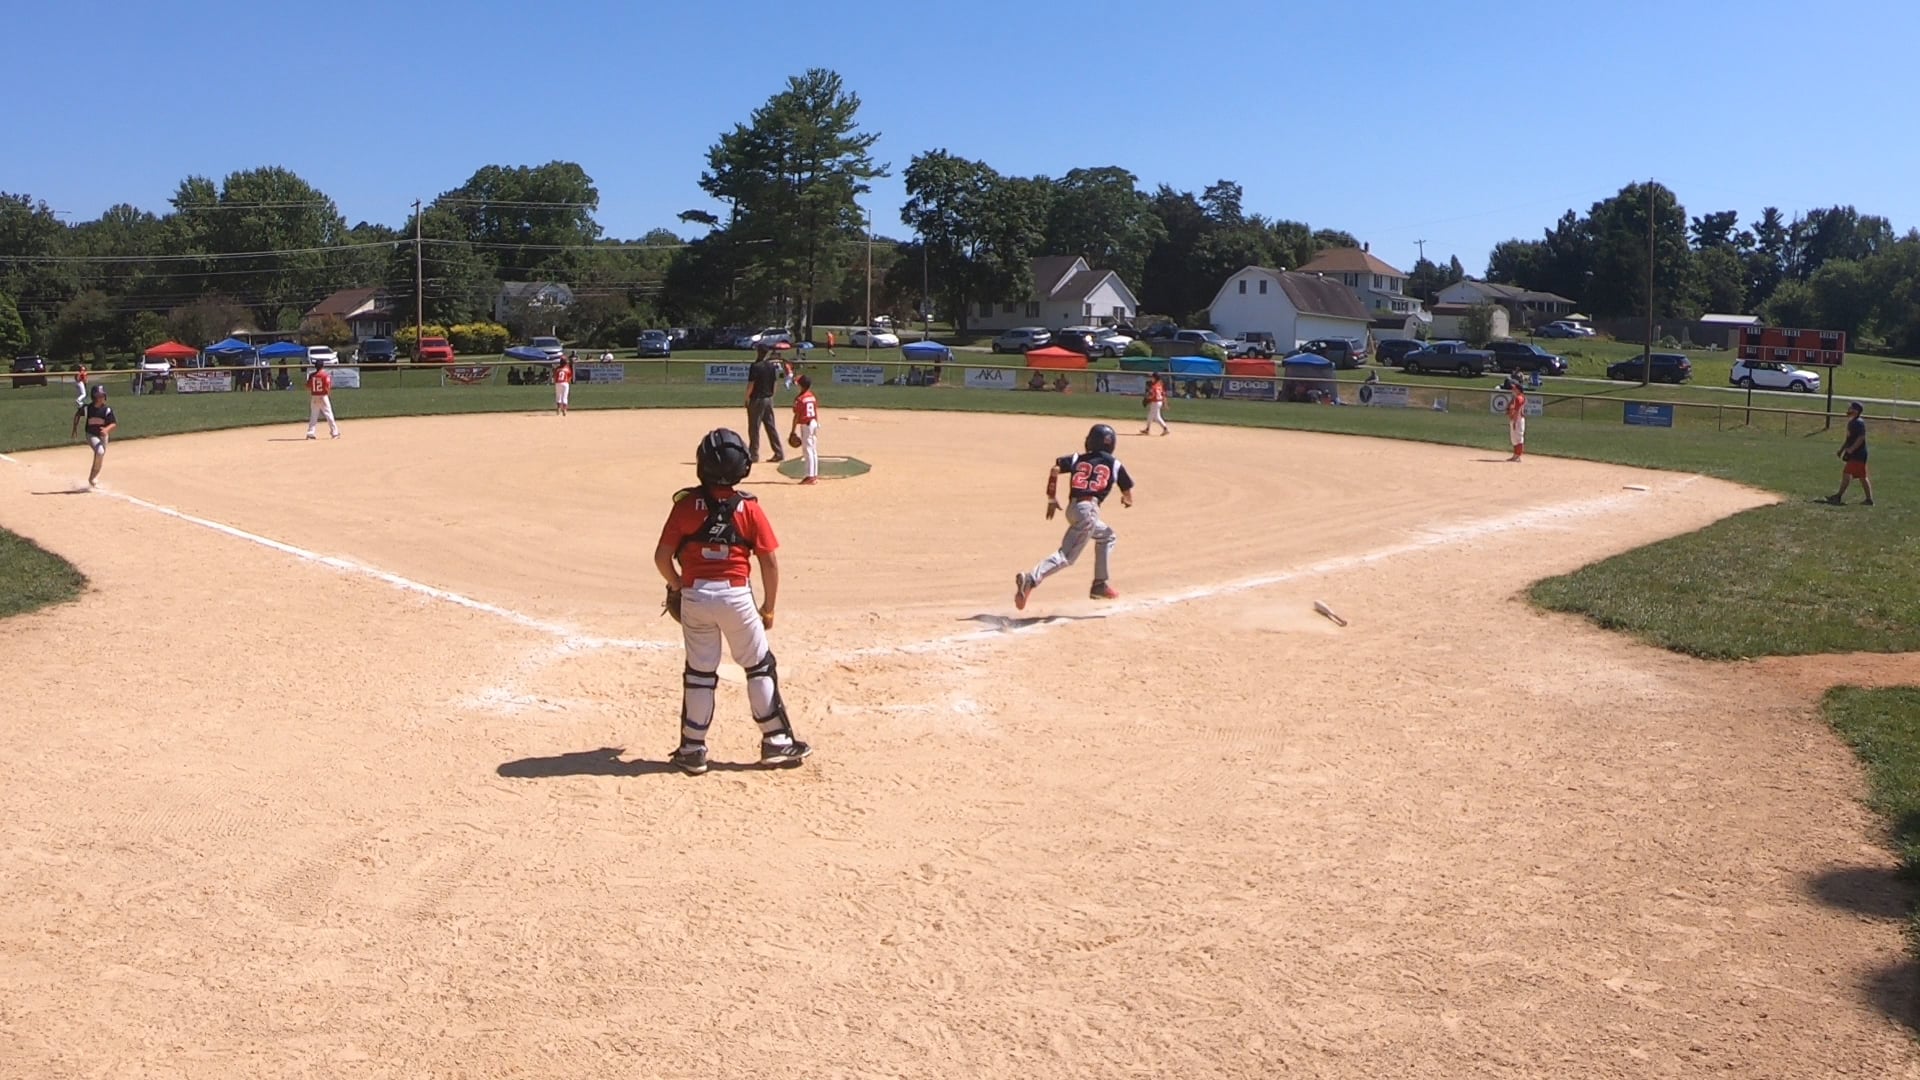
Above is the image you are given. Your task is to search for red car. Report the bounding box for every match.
[415,336,455,363]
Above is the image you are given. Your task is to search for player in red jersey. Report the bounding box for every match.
[305,357,340,439]
[553,354,574,416]
[790,374,820,484]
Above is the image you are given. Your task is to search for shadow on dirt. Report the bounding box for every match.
[496,746,773,778]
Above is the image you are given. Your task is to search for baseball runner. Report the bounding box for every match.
[1140,373,1170,435]
[1014,423,1135,609]
[790,374,820,485]
[1504,378,1527,461]
[654,428,812,775]
[70,383,117,488]
[1828,401,1875,506]
[554,354,574,416]
[305,358,340,439]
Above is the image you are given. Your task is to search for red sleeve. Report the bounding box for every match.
[657,497,699,551]
[740,500,779,553]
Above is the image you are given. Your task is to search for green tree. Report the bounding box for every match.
[199,166,348,327]
[50,290,120,362]
[1043,166,1164,286]
[1760,278,1817,328]
[1405,256,1464,304]
[1459,301,1498,347]
[1790,205,1893,279]
[1689,210,1742,249]
[900,151,1046,332]
[437,161,602,277]
[1583,182,1697,319]
[1693,245,1747,314]
[1807,259,1876,339]
[0,291,26,352]
[167,294,253,349]
[699,68,886,336]
[385,204,497,326]
[1748,206,1790,307]
[0,192,79,348]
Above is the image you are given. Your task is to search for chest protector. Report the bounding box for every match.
[676,487,757,555]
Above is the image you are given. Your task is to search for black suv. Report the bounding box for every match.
[1606,352,1692,384]
[1051,329,1098,356]
[1375,338,1423,366]
[1485,340,1568,376]
[10,354,47,388]
[358,338,398,366]
[1296,338,1363,369]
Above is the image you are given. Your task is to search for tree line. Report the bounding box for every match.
[1486,183,1920,351]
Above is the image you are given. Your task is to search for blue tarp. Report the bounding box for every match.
[1167,355,1223,376]
[1281,354,1334,369]
[504,346,552,363]
[257,341,307,359]
[203,337,256,356]
[900,341,952,361]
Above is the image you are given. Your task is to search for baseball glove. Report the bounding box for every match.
[787,431,803,449]
[663,586,684,624]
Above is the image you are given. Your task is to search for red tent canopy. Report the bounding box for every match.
[1023,346,1089,370]
[143,341,199,360]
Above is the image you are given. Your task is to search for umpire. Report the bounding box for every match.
[745,346,784,463]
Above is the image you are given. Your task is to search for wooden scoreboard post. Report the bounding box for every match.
[1737,326,1847,428]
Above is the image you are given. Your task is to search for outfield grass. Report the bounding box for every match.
[0,526,86,619]
[1823,688,1920,958]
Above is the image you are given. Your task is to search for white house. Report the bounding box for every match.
[1429,303,1512,342]
[1207,267,1372,347]
[301,287,394,342]
[1296,246,1424,317]
[494,282,576,329]
[969,256,1139,332]
[1435,278,1577,325]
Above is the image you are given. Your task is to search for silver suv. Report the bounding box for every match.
[990,327,1051,354]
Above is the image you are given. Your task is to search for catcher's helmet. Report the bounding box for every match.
[695,428,753,486]
[1084,423,1117,454]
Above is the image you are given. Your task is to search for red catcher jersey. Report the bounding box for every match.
[658,487,779,586]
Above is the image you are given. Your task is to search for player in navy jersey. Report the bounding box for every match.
[1014,423,1135,609]
[70,383,118,487]
[1827,401,1874,506]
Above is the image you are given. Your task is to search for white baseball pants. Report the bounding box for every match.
[307,395,338,437]
[556,382,571,407]
[801,420,818,477]
[1146,401,1168,433]
[678,579,793,748]
[1030,499,1115,585]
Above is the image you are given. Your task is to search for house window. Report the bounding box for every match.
[1374,300,1384,309]
[1113,306,1126,319]
[1026,301,1041,317]
[1258,279,1267,295]
[1083,302,1093,316]
[1238,280,1247,294]
[978,302,992,318]
[1002,303,1017,314]
[1372,274,1384,289]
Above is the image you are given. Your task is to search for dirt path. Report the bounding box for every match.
[0,409,1911,1078]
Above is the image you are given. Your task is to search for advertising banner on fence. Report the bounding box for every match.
[330,366,361,390]
[442,365,496,386]
[1094,372,1147,396]
[1219,378,1277,402]
[174,371,234,394]
[1488,391,1543,417]
[705,363,750,383]
[832,364,887,386]
[964,367,1017,390]
[1623,402,1674,428]
[580,363,625,384]
[1358,383,1409,408]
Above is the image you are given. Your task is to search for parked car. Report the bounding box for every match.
[135,354,172,394]
[1141,321,1179,340]
[850,327,900,348]
[1172,329,1231,352]
[529,336,565,360]
[872,314,893,328]
[1730,357,1821,392]
[637,329,672,357]
[741,327,791,349]
[1091,327,1134,355]
[990,327,1051,354]
[10,354,48,388]
[1051,329,1099,357]
[1485,340,1567,376]
[1375,337,1424,366]
[1295,337,1367,369]
[1606,352,1692,383]
[416,336,456,363]
[1060,325,1126,357]
[307,346,340,366]
[1227,331,1277,358]
[1401,341,1492,376]
[1537,320,1596,339]
[358,338,398,365]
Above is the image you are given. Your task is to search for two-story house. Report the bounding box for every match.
[1296,246,1424,318]
[969,256,1139,332]
[301,287,396,342]
[1434,278,1577,327]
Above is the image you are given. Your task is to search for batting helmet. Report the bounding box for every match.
[91,383,107,399]
[1084,423,1117,454]
[695,428,753,487]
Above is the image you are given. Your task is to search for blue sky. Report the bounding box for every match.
[10,0,1917,276]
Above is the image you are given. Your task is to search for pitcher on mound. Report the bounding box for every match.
[1014,423,1135,608]
[654,428,811,775]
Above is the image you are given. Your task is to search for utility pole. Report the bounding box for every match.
[1642,180,1655,387]
[922,237,930,343]
[412,199,424,354]
[1414,238,1427,263]
[864,205,873,353]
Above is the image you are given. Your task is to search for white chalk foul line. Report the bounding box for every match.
[103,491,668,652]
[842,483,1678,659]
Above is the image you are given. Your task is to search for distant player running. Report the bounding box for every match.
[70,383,117,487]
[1014,423,1135,609]
[305,357,340,439]
[1139,373,1169,435]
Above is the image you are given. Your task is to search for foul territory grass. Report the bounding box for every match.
[0,526,86,618]
[1823,687,1920,958]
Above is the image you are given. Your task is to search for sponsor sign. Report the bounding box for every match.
[705,363,750,383]
[832,364,887,386]
[1219,377,1277,402]
[580,362,625,384]
[174,371,233,394]
[1489,391,1542,417]
[964,367,1017,390]
[329,366,361,390]
[442,365,496,386]
[1623,402,1674,428]
[1094,372,1147,396]
[1358,383,1409,407]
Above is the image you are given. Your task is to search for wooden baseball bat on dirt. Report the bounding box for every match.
[1313,600,1348,627]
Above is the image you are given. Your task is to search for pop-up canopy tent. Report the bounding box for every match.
[503,345,551,364]
[203,337,257,358]
[1023,345,1089,371]
[1280,353,1336,403]
[1225,356,1277,378]
[143,341,198,361]
[900,340,952,363]
[257,341,308,360]
[1118,354,1170,373]
[1167,355,1223,377]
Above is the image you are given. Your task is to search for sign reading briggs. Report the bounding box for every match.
[1737,326,1846,367]
[1219,378,1277,402]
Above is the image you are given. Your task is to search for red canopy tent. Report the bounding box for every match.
[1022,345,1088,370]
[143,341,198,360]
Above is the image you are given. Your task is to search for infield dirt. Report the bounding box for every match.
[0,408,1913,1078]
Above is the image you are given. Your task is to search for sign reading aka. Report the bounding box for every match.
[964,367,1016,390]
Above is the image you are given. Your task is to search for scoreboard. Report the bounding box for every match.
[1736,326,1846,367]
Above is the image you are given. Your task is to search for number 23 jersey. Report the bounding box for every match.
[1057,451,1132,504]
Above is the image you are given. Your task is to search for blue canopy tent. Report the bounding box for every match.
[900,340,952,362]
[503,345,552,364]
[257,341,306,359]
[1280,353,1337,403]
[1165,354,1224,398]
[202,337,256,365]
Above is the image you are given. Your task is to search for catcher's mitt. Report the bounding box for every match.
[788,431,803,448]
[663,586,684,624]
